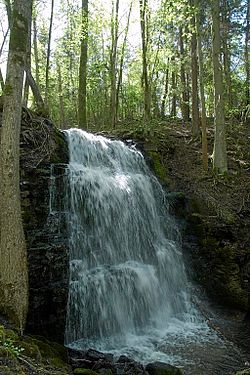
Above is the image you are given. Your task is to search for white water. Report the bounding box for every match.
[63,129,223,368]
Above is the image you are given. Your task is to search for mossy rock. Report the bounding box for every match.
[15,340,41,360]
[23,336,69,370]
[148,150,170,186]
[235,370,250,375]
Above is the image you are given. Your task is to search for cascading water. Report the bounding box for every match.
[62,129,248,373]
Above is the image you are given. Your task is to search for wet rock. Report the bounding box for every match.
[69,349,149,375]
[145,361,183,375]
[19,111,69,343]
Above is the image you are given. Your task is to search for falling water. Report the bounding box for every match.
[62,129,248,373]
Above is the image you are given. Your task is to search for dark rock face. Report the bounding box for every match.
[145,361,183,375]
[19,109,69,343]
[69,349,183,375]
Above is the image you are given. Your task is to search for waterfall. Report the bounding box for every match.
[64,128,197,350]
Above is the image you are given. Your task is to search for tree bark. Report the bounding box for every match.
[25,68,45,112]
[23,5,33,106]
[0,0,32,332]
[245,0,250,107]
[161,61,169,118]
[171,63,177,117]
[211,0,228,173]
[78,0,88,129]
[222,0,232,110]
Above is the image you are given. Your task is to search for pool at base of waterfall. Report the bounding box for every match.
[67,311,249,374]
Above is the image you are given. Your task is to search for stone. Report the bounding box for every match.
[19,109,69,343]
[145,361,183,375]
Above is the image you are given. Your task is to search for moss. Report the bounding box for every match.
[235,370,250,375]
[24,336,69,369]
[3,84,13,96]
[148,150,170,186]
[15,340,41,360]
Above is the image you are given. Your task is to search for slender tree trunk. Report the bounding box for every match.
[161,62,169,118]
[212,0,228,173]
[245,0,250,107]
[195,0,208,171]
[110,0,119,128]
[116,1,132,123]
[23,7,32,106]
[25,68,45,111]
[190,6,200,137]
[171,68,177,117]
[4,0,12,25]
[44,0,54,109]
[222,0,232,111]
[78,0,88,129]
[0,0,32,333]
[179,27,190,121]
[139,0,151,121]
[0,68,4,91]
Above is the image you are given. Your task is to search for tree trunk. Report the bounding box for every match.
[222,0,232,111]
[23,7,32,106]
[116,1,132,123]
[171,68,177,118]
[0,68,4,92]
[0,0,32,333]
[25,68,45,112]
[195,0,208,171]
[78,0,88,129]
[179,27,190,121]
[110,0,119,128]
[245,0,250,107]
[139,0,151,121]
[45,0,54,109]
[190,6,200,137]
[211,0,228,173]
[161,62,169,118]
[4,0,12,25]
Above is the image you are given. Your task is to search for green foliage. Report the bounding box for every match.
[2,338,24,358]
[0,326,24,359]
